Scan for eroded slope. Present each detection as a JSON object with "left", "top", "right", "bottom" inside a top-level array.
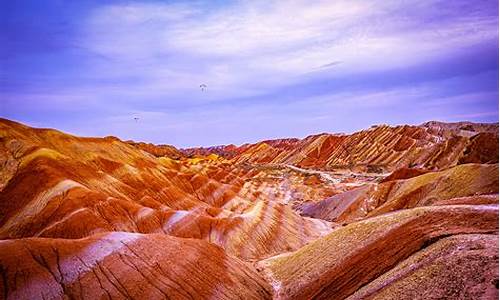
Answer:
[{"left": 0, "top": 118, "right": 498, "bottom": 300}]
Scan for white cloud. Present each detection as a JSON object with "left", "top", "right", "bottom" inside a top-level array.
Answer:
[
  {"left": 78, "top": 0, "right": 497, "bottom": 104},
  {"left": 3, "top": 0, "right": 497, "bottom": 147}
]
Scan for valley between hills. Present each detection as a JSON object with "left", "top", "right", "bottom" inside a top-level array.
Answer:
[{"left": 0, "top": 118, "right": 498, "bottom": 299}]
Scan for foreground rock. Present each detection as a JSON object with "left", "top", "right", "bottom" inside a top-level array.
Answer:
[
  {"left": 347, "top": 234, "right": 499, "bottom": 300},
  {"left": 258, "top": 205, "right": 498, "bottom": 299},
  {"left": 0, "top": 232, "right": 272, "bottom": 299}
]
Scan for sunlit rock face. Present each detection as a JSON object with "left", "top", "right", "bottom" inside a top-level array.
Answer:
[
  {"left": 185, "top": 121, "right": 498, "bottom": 172},
  {"left": 0, "top": 232, "right": 273, "bottom": 299},
  {"left": 0, "top": 118, "right": 498, "bottom": 299}
]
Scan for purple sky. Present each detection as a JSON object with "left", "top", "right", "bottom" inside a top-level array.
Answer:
[{"left": 1, "top": 0, "right": 498, "bottom": 147}]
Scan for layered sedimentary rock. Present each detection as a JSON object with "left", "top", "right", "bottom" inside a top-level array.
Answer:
[
  {"left": 0, "top": 118, "right": 498, "bottom": 299},
  {"left": 0, "top": 119, "right": 334, "bottom": 261},
  {"left": 299, "top": 163, "right": 499, "bottom": 223},
  {"left": 0, "top": 232, "right": 272, "bottom": 299},
  {"left": 258, "top": 205, "right": 498, "bottom": 299},
  {"left": 346, "top": 234, "right": 499, "bottom": 300},
  {"left": 378, "top": 167, "right": 429, "bottom": 183},
  {"left": 185, "top": 121, "right": 498, "bottom": 172},
  {"left": 181, "top": 144, "right": 242, "bottom": 159},
  {"left": 126, "top": 141, "right": 184, "bottom": 159}
]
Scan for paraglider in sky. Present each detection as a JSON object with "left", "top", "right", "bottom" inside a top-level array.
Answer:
[{"left": 199, "top": 84, "right": 207, "bottom": 91}]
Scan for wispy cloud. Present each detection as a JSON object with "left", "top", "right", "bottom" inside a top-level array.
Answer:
[
  {"left": 78, "top": 0, "right": 497, "bottom": 103},
  {"left": 1, "top": 0, "right": 498, "bottom": 146}
]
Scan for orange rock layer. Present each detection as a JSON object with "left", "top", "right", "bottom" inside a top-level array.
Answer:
[
  {"left": 0, "top": 118, "right": 498, "bottom": 299},
  {"left": 185, "top": 121, "right": 498, "bottom": 172}
]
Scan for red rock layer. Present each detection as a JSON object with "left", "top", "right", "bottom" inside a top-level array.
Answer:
[
  {"left": 126, "top": 141, "right": 184, "bottom": 159},
  {"left": 0, "top": 118, "right": 332, "bottom": 260},
  {"left": 458, "top": 132, "right": 499, "bottom": 164},
  {"left": 185, "top": 122, "right": 498, "bottom": 172},
  {"left": 0, "top": 232, "right": 272, "bottom": 299},
  {"left": 258, "top": 205, "right": 498, "bottom": 299},
  {"left": 0, "top": 118, "right": 498, "bottom": 299},
  {"left": 299, "top": 163, "right": 499, "bottom": 223},
  {"left": 346, "top": 234, "right": 499, "bottom": 300},
  {"left": 379, "top": 167, "right": 429, "bottom": 183}
]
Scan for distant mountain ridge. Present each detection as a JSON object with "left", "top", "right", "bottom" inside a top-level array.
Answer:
[{"left": 181, "top": 121, "right": 499, "bottom": 172}]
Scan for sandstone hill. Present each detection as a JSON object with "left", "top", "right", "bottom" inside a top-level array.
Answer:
[
  {"left": 183, "top": 121, "right": 498, "bottom": 173},
  {"left": 0, "top": 118, "right": 497, "bottom": 299}
]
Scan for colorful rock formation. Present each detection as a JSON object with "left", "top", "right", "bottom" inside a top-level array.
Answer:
[
  {"left": 0, "top": 118, "right": 497, "bottom": 299},
  {"left": 184, "top": 121, "right": 498, "bottom": 172}
]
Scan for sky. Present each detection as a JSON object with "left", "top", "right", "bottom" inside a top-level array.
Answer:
[{"left": 0, "top": 0, "right": 498, "bottom": 147}]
